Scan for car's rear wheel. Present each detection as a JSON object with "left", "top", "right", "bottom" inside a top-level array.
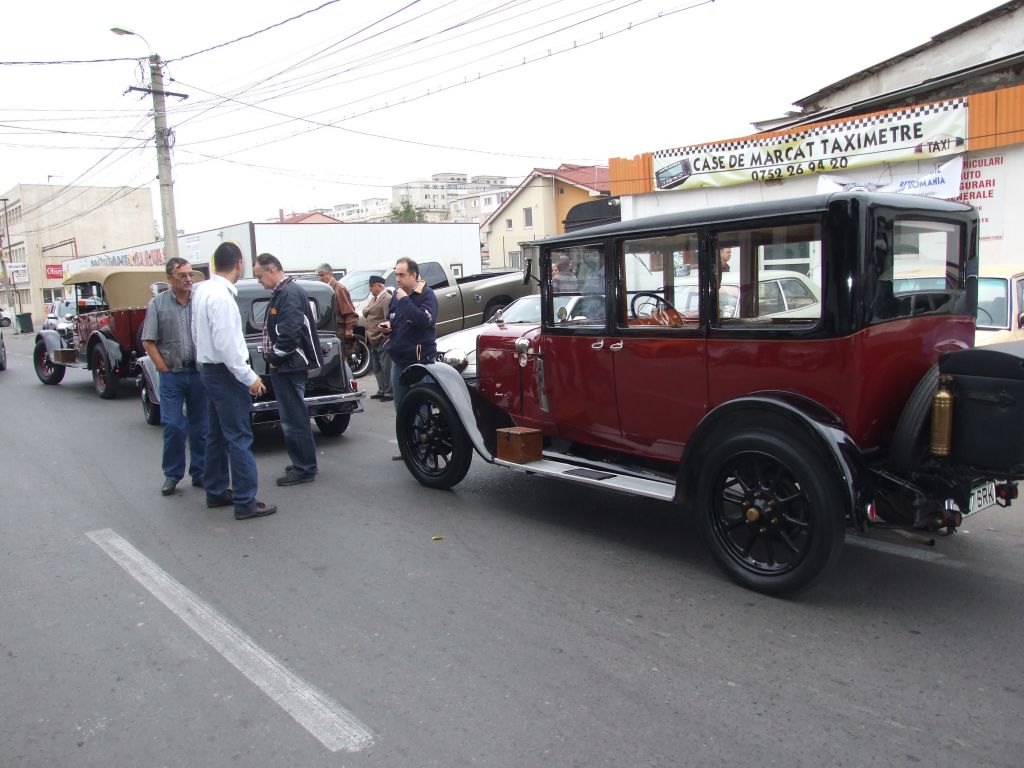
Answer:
[
  {"left": 396, "top": 384, "right": 472, "bottom": 490},
  {"left": 0, "top": 340, "right": 7, "bottom": 371},
  {"left": 92, "top": 347, "right": 119, "bottom": 399},
  {"left": 348, "top": 334, "right": 371, "bottom": 378},
  {"left": 696, "top": 428, "right": 844, "bottom": 595},
  {"left": 0, "top": 317, "right": 10, "bottom": 327},
  {"left": 140, "top": 379, "right": 161, "bottom": 425},
  {"left": 315, "top": 412, "right": 350, "bottom": 436},
  {"left": 33, "top": 341, "right": 65, "bottom": 384}
]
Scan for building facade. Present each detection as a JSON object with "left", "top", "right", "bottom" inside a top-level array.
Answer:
[
  {"left": 481, "top": 164, "right": 610, "bottom": 270},
  {"left": 392, "top": 173, "right": 512, "bottom": 223},
  {"left": 609, "top": 1, "right": 1024, "bottom": 272},
  {"left": 332, "top": 198, "right": 392, "bottom": 223},
  {"left": 0, "top": 184, "right": 154, "bottom": 323}
]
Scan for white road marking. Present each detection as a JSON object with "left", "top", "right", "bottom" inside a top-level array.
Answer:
[
  {"left": 87, "top": 528, "right": 374, "bottom": 753},
  {"left": 846, "top": 535, "right": 964, "bottom": 568}
]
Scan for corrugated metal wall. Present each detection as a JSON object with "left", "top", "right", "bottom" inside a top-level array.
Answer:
[{"left": 610, "top": 154, "right": 653, "bottom": 196}]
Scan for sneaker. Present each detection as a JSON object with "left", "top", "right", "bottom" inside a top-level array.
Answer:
[
  {"left": 206, "top": 491, "right": 234, "bottom": 508},
  {"left": 235, "top": 501, "right": 278, "bottom": 520},
  {"left": 276, "top": 470, "right": 315, "bottom": 487}
]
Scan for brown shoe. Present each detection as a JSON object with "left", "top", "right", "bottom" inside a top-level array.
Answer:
[{"left": 235, "top": 501, "right": 278, "bottom": 520}]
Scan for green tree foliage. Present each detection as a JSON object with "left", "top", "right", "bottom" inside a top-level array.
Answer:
[{"left": 389, "top": 200, "right": 427, "bottom": 223}]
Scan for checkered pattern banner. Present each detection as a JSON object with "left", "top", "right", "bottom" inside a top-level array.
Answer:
[{"left": 652, "top": 97, "right": 968, "bottom": 191}]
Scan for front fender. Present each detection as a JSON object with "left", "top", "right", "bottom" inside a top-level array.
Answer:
[
  {"left": 678, "top": 393, "right": 869, "bottom": 527},
  {"left": 401, "top": 362, "right": 513, "bottom": 462},
  {"left": 137, "top": 355, "right": 160, "bottom": 404},
  {"left": 89, "top": 333, "right": 127, "bottom": 373},
  {"left": 35, "top": 329, "right": 69, "bottom": 357}
]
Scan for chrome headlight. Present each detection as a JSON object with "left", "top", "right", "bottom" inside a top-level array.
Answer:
[
  {"left": 56, "top": 322, "right": 70, "bottom": 331},
  {"left": 442, "top": 348, "right": 469, "bottom": 372}
]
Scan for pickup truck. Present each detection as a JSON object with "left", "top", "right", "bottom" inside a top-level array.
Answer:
[{"left": 340, "top": 260, "right": 534, "bottom": 377}]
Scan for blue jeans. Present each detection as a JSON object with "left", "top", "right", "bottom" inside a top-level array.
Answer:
[
  {"left": 391, "top": 361, "right": 411, "bottom": 411},
  {"left": 269, "top": 368, "right": 317, "bottom": 477},
  {"left": 200, "top": 364, "right": 259, "bottom": 512},
  {"left": 159, "top": 369, "right": 208, "bottom": 483},
  {"left": 369, "top": 342, "right": 392, "bottom": 396}
]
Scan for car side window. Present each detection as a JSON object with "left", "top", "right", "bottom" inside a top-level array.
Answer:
[
  {"left": 617, "top": 233, "right": 699, "bottom": 329},
  {"left": 715, "top": 222, "right": 822, "bottom": 326},
  {"left": 420, "top": 261, "right": 448, "bottom": 289},
  {"left": 545, "top": 245, "right": 606, "bottom": 329}
]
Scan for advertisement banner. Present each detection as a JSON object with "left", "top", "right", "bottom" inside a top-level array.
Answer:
[
  {"left": 652, "top": 97, "right": 968, "bottom": 191},
  {"left": 45, "top": 264, "right": 64, "bottom": 280},
  {"left": 816, "top": 155, "right": 964, "bottom": 199}
]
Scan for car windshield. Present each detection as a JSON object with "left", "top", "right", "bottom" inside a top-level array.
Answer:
[
  {"left": 977, "top": 277, "right": 1010, "bottom": 329},
  {"left": 339, "top": 270, "right": 385, "bottom": 302}
]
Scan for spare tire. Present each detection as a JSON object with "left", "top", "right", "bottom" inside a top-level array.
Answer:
[{"left": 889, "top": 364, "right": 938, "bottom": 472}]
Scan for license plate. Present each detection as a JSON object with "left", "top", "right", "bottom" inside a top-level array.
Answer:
[{"left": 967, "top": 482, "right": 997, "bottom": 516}]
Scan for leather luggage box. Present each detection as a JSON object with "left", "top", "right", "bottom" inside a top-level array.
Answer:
[
  {"left": 940, "top": 343, "right": 1024, "bottom": 475},
  {"left": 496, "top": 426, "right": 543, "bottom": 463}
]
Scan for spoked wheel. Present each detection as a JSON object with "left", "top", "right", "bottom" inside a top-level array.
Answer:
[
  {"left": 396, "top": 384, "right": 472, "bottom": 489},
  {"left": 697, "top": 428, "right": 843, "bottom": 595},
  {"left": 315, "top": 412, "right": 351, "bottom": 436},
  {"left": 92, "top": 347, "right": 119, "bottom": 399},
  {"left": 348, "top": 335, "right": 371, "bottom": 378},
  {"left": 33, "top": 340, "right": 66, "bottom": 384}
]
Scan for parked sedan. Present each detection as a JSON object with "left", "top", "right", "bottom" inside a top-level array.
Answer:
[
  {"left": 0, "top": 305, "right": 13, "bottom": 328},
  {"left": 436, "top": 293, "right": 582, "bottom": 380},
  {"left": 975, "top": 266, "right": 1024, "bottom": 346},
  {"left": 0, "top": 330, "right": 7, "bottom": 371}
]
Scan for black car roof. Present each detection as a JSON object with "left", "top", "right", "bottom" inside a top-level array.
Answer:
[{"left": 532, "top": 191, "right": 974, "bottom": 248}]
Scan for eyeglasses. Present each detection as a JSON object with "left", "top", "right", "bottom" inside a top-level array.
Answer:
[{"left": 170, "top": 272, "right": 193, "bottom": 280}]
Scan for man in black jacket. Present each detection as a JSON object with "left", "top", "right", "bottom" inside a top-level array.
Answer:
[{"left": 254, "top": 253, "right": 324, "bottom": 486}]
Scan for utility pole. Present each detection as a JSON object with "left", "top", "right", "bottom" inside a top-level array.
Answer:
[
  {"left": 146, "top": 54, "right": 180, "bottom": 261},
  {"left": 112, "top": 29, "right": 187, "bottom": 263},
  {"left": 0, "top": 198, "right": 15, "bottom": 323}
]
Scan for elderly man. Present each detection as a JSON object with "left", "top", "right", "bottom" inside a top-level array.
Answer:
[
  {"left": 192, "top": 242, "right": 277, "bottom": 520},
  {"left": 315, "top": 263, "right": 358, "bottom": 348},
  {"left": 141, "top": 257, "right": 207, "bottom": 496},
  {"left": 362, "top": 275, "right": 393, "bottom": 401},
  {"left": 254, "top": 253, "right": 323, "bottom": 486}
]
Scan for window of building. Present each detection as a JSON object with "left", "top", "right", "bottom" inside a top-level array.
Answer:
[
  {"left": 484, "top": 196, "right": 493, "bottom": 206},
  {"left": 42, "top": 288, "right": 64, "bottom": 303},
  {"left": 506, "top": 218, "right": 513, "bottom": 231},
  {"left": 523, "top": 208, "right": 533, "bottom": 228}
]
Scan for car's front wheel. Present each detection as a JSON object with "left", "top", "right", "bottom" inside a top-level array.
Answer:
[
  {"left": 396, "top": 384, "right": 472, "bottom": 489},
  {"left": 92, "top": 347, "right": 119, "bottom": 399},
  {"left": 0, "top": 317, "right": 10, "bottom": 327},
  {"left": 314, "top": 412, "right": 350, "bottom": 436},
  {"left": 33, "top": 341, "right": 65, "bottom": 384},
  {"left": 348, "top": 334, "right": 371, "bottom": 378},
  {"left": 140, "top": 379, "right": 161, "bottom": 425},
  {"left": 696, "top": 427, "right": 844, "bottom": 595}
]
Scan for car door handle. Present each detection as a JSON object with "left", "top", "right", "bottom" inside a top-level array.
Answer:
[
  {"left": 609, "top": 341, "right": 623, "bottom": 351},
  {"left": 591, "top": 340, "right": 604, "bottom": 350},
  {"left": 445, "top": 292, "right": 457, "bottom": 298}
]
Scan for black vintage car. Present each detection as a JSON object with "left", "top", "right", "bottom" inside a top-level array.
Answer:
[{"left": 138, "top": 277, "right": 364, "bottom": 435}]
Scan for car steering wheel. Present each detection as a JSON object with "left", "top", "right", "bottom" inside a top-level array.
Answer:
[
  {"left": 630, "top": 292, "right": 685, "bottom": 327},
  {"left": 976, "top": 306, "right": 994, "bottom": 324}
]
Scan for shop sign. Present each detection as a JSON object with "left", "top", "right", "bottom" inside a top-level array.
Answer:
[
  {"left": 653, "top": 97, "right": 968, "bottom": 191},
  {"left": 45, "top": 264, "right": 65, "bottom": 280},
  {"left": 957, "top": 153, "right": 1005, "bottom": 240}
]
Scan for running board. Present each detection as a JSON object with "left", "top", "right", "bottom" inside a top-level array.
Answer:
[{"left": 492, "top": 457, "right": 676, "bottom": 502}]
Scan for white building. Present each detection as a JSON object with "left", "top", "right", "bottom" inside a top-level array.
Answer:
[
  {"left": 332, "top": 198, "right": 391, "bottom": 223},
  {"left": 392, "top": 173, "right": 512, "bottom": 223},
  {"left": 0, "top": 183, "right": 154, "bottom": 324}
]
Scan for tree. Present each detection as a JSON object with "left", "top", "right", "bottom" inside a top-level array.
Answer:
[{"left": 389, "top": 200, "right": 427, "bottom": 223}]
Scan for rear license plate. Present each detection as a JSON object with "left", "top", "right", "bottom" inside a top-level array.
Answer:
[{"left": 967, "top": 482, "right": 997, "bottom": 516}]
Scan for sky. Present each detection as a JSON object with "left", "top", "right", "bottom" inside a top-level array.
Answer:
[{"left": 0, "top": 0, "right": 1008, "bottom": 236}]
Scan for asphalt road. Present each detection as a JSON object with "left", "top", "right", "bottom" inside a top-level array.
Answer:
[{"left": 1, "top": 329, "right": 1023, "bottom": 768}]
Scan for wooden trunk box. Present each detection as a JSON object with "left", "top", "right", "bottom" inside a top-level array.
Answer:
[{"left": 496, "top": 426, "right": 543, "bottom": 463}]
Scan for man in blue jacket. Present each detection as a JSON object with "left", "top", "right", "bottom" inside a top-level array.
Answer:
[
  {"left": 381, "top": 257, "right": 438, "bottom": 412},
  {"left": 254, "top": 253, "right": 324, "bottom": 486}
]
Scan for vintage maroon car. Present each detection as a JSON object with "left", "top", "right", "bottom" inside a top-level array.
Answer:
[
  {"left": 395, "top": 192, "right": 1023, "bottom": 595},
  {"left": 33, "top": 266, "right": 172, "bottom": 398}
]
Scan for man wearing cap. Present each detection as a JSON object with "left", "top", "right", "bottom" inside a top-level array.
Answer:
[
  {"left": 141, "top": 257, "right": 207, "bottom": 496},
  {"left": 362, "top": 275, "right": 393, "bottom": 401},
  {"left": 315, "top": 263, "right": 358, "bottom": 349}
]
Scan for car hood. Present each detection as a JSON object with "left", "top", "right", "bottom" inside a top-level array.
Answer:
[{"left": 437, "top": 321, "right": 540, "bottom": 352}]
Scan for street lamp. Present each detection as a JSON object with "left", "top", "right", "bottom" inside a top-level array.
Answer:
[{"left": 111, "top": 26, "right": 180, "bottom": 261}]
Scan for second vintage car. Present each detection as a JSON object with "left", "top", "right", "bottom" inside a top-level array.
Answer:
[{"left": 138, "top": 277, "right": 364, "bottom": 436}]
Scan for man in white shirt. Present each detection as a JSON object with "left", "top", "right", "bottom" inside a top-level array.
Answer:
[{"left": 192, "top": 242, "right": 277, "bottom": 520}]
